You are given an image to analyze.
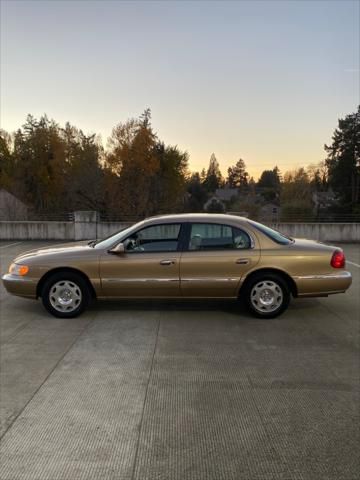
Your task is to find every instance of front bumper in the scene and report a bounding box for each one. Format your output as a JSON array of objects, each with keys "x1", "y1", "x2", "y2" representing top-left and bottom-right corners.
[
  {"x1": 294, "y1": 271, "x2": 352, "y2": 297},
  {"x1": 2, "y1": 274, "x2": 37, "y2": 299}
]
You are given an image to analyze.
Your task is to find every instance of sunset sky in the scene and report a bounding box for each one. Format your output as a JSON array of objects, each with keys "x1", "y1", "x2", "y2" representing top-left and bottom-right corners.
[{"x1": 1, "y1": 0, "x2": 359, "y2": 179}]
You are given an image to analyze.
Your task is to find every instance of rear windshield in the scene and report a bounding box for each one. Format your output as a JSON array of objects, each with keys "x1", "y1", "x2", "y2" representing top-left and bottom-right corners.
[{"x1": 247, "y1": 220, "x2": 293, "y2": 245}]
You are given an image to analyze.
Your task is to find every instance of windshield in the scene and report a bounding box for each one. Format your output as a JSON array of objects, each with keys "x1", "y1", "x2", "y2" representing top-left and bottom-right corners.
[
  {"x1": 247, "y1": 219, "x2": 293, "y2": 245},
  {"x1": 93, "y1": 221, "x2": 145, "y2": 250}
]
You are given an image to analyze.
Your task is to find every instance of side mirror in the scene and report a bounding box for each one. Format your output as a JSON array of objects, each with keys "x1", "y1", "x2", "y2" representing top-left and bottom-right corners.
[{"x1": 109, "y1": 242, "x2": 125, "y2": 254}]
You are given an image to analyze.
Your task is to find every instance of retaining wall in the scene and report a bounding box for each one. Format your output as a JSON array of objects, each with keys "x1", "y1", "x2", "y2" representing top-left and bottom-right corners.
[
  {"x1": 0, "y1": 219, "x2": 359, "y2": 242},
  {"x1": 271, "y1": 223, "x2": 360, "y2": 243}
]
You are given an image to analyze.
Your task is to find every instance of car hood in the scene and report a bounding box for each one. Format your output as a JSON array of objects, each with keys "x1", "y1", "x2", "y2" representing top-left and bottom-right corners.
[{"x1": 15, "y1": 241, "x2": 95, "y2": 263}]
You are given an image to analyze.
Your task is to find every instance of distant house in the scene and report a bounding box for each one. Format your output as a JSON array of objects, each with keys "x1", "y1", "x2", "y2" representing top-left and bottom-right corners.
[
  {"x1": 204, "y1": 196, "x2": 226, "y2": 213},
  {"x1": 0, "y1": 189, "x2": 28, "y2": 220},
  {"x1": 312, "y1": 190, "x2": 336, "y2": 211},
  {"x1": 259, "y1": 203, "x2": 281, "y2": 222},
  {"x1": 215, "y1": 187, "x2": 239, "y2": 202}
]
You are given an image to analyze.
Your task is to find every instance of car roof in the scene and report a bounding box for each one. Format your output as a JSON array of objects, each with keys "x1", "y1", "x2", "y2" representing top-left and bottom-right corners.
[{"x1": 143, "y1": 213, "x2": 249, "y2": 225}]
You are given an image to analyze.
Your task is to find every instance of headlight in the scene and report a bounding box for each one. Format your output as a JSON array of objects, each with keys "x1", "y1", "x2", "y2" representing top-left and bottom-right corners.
[{"x1": 9, "y1": 263, "x2": 29, "y2": 276}]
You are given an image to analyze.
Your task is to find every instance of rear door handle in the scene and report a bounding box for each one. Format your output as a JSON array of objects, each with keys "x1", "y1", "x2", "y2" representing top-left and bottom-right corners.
[
  {"x1": 236, "y1": 258, "x2": 250, "y2": 265},
  {"x1": 160, "y1": 259, "x2": 175, "y2": 266}
]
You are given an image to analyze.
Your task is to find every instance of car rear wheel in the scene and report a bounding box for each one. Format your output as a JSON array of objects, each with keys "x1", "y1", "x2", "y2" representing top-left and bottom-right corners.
[
  {"x1": 244, "y1": 273, "x2": 290, "y2": 318},
  {"x1": 41, "y1": 272, "x2": 91, "y2": 318}
]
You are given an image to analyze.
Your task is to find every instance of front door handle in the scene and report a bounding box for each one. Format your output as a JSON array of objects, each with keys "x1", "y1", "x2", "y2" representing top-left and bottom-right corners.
[
  {"x1": 236, "y1": 258, "x2": 250, "y2": 265},
  {"x1": 160, "y1": 259, "x2": 175, "y2": 266}
]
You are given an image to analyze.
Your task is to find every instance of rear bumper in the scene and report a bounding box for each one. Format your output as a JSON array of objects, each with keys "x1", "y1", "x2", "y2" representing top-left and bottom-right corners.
[
  {"x1": 2, "y1": 274, "x2": 37, "y2": 299},
  {"x1": 294, "y1": 271, "x2": 352, "y2": 297}
]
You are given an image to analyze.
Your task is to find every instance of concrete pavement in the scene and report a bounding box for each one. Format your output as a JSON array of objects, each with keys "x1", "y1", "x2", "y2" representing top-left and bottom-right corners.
[{"x1": 0, "y1": 241, "x2": 359, "y2": 480}]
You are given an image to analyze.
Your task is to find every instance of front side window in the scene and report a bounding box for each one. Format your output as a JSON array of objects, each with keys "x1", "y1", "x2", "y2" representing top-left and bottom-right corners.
[
  {"x1": 124, "y1": 223, "x2": 181, "y2": 252},
  {"x1": 188, "y1": 223, "x2": 251, "y2": 251}
]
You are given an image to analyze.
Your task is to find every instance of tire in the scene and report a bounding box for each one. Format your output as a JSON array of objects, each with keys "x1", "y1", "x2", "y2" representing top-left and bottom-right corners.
[
  {"x1": 41, "y1": 271, "x2": 91, "y2": 318},
  {"x1": 243, "y1": 273, "x2": 290, "y2": 319}
]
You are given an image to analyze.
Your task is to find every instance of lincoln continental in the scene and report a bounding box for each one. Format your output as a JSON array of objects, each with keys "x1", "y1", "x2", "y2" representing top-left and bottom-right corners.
[{"x1": 2, "y1": 214, "x2": 352, "y2": 318}]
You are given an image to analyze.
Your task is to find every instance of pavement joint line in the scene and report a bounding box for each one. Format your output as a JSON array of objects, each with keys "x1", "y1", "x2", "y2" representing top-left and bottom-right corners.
[
  {"x1": 0, "y1": 316, "x2": 36, "y2": 344},
  {"x1": 246, "y1": 371, "x2": 293, "y2": 477},
  {"x1": 0, "y1": 313, "x2": 97, "y2": 442},
  {"x1": 0, "y1": 242, "x2": 24, "y2": 250},
  {"x1": 130, "y1": 313, "x2": 161, "y2": 480},
  {"x1": 316, "y1": 301, "x2": 360, "y2": 357},
  {"x1": 347, "y1": 261, "x2": 360, "y2": 268}
]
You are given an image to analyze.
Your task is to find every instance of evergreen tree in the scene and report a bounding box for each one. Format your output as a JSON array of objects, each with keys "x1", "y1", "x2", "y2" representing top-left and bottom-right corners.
[
  {"x1": 325, "y1": 106, "x2": 360, "y2": 208},
  {"x1": 257, "y1": 166, "x2": 281, "y2": 201},
  {"x1": 226, "y1": 158, "x2": 248, "y2": 189},
  {"x1": 186, "y1": 172, "x2": 208, "y2": 211},
  {"x1": 0, "y1": 130, "x2": 14, "y2": 189},
  {"x1": 150, "y1": 142, "x2": 189, "y2": 214},
  {"x1": 203, "y1": 153, "x2": 223, "y2": 192}
]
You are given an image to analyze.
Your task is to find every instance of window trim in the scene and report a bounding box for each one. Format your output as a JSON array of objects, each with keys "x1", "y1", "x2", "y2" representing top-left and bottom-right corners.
[{"x1": 183, "y1": 222, "x2": 254, "y2": 252}]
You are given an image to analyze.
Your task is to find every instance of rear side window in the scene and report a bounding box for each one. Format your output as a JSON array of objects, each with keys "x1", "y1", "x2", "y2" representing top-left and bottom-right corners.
[
  {"x1": 188, "y1": 223, "x2": 251, "y2": 251},
  {"x1": 247, "y1": 219, "x2": 293, "y2": 245}
]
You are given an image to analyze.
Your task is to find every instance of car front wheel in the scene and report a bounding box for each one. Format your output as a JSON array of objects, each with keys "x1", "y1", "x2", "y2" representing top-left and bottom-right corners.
[
  {"x1": 41, "y1": 272, "x2": 91, "y2": 318},
  {"x1": 244, "y1": 273, "x2": 290, "y2": 319}
]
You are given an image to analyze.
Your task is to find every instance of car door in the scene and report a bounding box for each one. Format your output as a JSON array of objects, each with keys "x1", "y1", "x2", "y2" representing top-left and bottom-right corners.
[
  {"x1": 99, "y1": 223, "x2": 183, "y2": 297},
  {"x1": 180, "y1": 222, "x2": 260, "y2": 297}
]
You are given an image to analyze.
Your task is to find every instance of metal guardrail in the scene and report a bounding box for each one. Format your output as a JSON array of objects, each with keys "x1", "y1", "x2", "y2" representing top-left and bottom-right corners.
[
  {"x1": 278, "y1": 215, "x2": 360, "y2": 223},
  {"x1": 1, "y1": 212, "x2": 360, "y2": 223},
  {"x1": 27, "y1": 212, "x2": 75, "y2": 221},
  {"x1": 0, "y1": 213, "x2": 74, "y2": 222},
  {"x1": 99, "y1": 215, "x2": 143, "y2": 223}
]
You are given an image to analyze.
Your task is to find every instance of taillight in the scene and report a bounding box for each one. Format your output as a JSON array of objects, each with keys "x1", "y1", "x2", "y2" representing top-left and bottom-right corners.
[{"x1": 331, "y1": 250, "x2": 345, "y2": 268}]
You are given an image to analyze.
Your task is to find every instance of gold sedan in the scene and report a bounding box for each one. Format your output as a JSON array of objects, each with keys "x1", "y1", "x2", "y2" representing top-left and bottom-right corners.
[{"x1": 2, "y1": 214, "x2": 352, "y2": 318}]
